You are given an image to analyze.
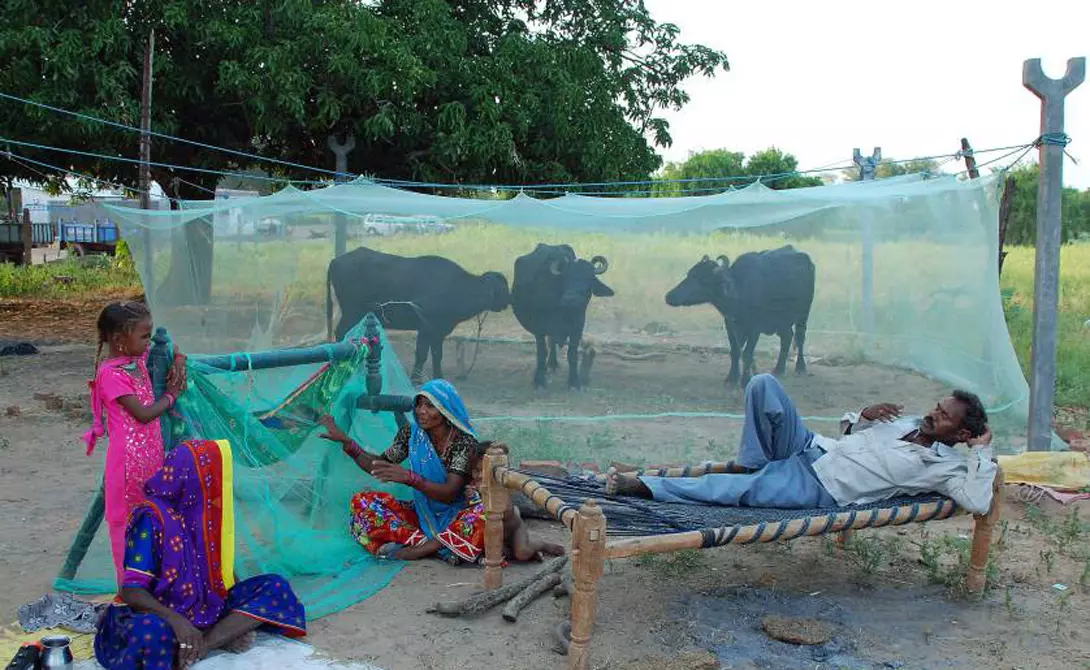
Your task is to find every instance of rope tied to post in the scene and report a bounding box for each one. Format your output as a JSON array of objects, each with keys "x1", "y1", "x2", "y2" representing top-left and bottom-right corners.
[{"x1": 1035, "y1": 132, "x2": 1078, "y2": 165}]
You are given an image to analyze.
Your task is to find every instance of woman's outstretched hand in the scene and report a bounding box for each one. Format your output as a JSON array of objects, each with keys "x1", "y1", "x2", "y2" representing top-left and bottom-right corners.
[
  {"x1": 318, "y1": 415, "x2": 349, "y2": 444},
  {"x1": 371, "y1": 461, "x2": 411, "y2": 485}
]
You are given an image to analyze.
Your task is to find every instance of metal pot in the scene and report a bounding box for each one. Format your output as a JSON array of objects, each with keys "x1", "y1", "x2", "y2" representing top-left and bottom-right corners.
[{"x1": 37, "y1": 636, "x2": 73, "y2": 670}]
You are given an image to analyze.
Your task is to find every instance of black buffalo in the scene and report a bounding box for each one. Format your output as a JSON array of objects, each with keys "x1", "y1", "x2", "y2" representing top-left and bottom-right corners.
[
  {"x1": 326, "y1": 246, "x2": 510, "y2": 383},
  {"x1": 665, "y1": 245, "x2": 815, "y2": 387},
  {"x1": 511, "y1": 243, "x2": 614, "y2": 389}
]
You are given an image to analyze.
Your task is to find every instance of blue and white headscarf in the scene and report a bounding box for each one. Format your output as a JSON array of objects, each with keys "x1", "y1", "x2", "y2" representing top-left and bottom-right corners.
[{"x1": 407, "y1": 379, "x2": 477, "y2": 539}]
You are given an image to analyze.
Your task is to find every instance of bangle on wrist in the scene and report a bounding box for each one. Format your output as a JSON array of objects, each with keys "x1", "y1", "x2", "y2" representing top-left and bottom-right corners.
[
  {"x1": 408, "y1": 472, "x2": 422, "y2": 487},
  {"x1": 162, "y1": 393, "x2": 176, "y2": 408}
]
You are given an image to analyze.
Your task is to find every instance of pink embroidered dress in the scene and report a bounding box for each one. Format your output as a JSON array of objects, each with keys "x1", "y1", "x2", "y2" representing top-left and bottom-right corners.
[{"x1": 83, "y1": 350, "x2": 166, "y2": 588}]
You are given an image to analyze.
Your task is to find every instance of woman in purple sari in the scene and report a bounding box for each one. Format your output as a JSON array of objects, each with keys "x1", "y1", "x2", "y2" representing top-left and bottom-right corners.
[{"x1": 94, "y1": 439, "x2": 306, "y2": 670}]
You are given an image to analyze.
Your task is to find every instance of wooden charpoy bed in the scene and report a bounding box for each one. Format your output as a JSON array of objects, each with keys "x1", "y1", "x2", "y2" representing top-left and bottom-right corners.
[{"x1": 478, "y1": 447, "x2": 1004, "y2": 670}]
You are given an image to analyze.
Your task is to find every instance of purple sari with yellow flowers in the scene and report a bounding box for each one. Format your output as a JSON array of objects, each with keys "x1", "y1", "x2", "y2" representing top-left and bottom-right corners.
[{"x1": 94, "y1": 439, "x2": 306, "y2": 670}]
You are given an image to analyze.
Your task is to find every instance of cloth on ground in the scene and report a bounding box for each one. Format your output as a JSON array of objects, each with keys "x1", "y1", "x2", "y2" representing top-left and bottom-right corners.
[
  {"x1": 75, "y1": 632, "x2": 385, "y2": 669},
  {"x1": 997, "y1": 451, "x2": 1090, "y2": 491},
  {"x1": 18, "y1": 592, "x2": 101, "y2": 634}
]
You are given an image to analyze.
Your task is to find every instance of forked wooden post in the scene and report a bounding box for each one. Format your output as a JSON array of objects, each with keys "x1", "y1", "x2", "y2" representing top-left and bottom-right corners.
[
  {"x1": 1022, "y1": 57, "x2": 1085, "y2": 451},
  {"x1": 568, "y1": 500, "x2": 607, "y2": 670},
  {"x1": 482, "y1": 445, "x2": 510, "y2": 591},
  {"x1": 966, "y1": 468, "x2": 1004, "y2": 595}
]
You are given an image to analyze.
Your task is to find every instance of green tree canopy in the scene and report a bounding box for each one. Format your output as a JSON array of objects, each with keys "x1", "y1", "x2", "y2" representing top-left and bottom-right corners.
[
  {"x1": 0, "y1": 0, "x2": 729, "y2": 198},
  {"x1": 652, "y1": 146, "x2": 822, "y2": 196},
  {"x1": 1000, "y1": 163, "x2": 1090, "y2": 245}
]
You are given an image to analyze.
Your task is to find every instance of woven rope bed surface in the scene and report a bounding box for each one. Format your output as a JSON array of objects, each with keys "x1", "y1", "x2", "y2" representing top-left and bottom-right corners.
[{"x1": 512, "y1": 470, "x2": 956, "y2": 538}]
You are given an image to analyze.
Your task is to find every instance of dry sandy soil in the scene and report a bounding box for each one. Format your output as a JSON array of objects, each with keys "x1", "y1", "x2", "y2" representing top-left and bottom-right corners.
[{"x1": 2, "y1": 305, "x2": 1090, "y2": 670}]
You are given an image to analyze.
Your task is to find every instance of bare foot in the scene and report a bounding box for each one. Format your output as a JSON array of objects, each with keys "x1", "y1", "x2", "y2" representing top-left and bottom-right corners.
[
  {"x1": 222, "y1": 630, "x2": 256, "y2": 654},
  {"x1": 605, "y1": 468, "x2": 652, "y2": 498},
  {"x1": 539, "y1": 541, "x2": 566, "y2": 557}
]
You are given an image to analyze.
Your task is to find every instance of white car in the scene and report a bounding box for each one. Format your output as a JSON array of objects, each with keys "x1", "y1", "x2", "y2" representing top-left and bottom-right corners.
[{"x1": 359, "y1": 214, "x2": 453, "y2": 237}]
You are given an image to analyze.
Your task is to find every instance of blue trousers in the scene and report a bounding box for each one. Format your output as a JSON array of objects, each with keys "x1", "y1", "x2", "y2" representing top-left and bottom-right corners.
[{"x1": 640, "y1": 374, "x2": 838, "y2": 508}]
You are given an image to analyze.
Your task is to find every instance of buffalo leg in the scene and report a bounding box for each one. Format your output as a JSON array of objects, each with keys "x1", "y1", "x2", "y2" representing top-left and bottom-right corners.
[
  {"x1": 547, "y1": 336, "x2": 560, "y2": 373},
  {"x1": 740, "y1": 331, "x2": 759, "y2": 388},
  {"x1": 773, "y1": 327, "x2": 793, "y2": 376},
  {"x1": 794, "y1": 322, "x2": 808, "y2": 375},
  {"x1": 724, "y1": 322, "x2": 741, "y2": 386},
  {"x1": 567, "y1": 333, "x2": 581, "y2": 389},
  {"x1": 430, "y1": 332, "x2": 448, "y2": 380},
  {"x1": 533, "y1": 335, "x2": 548, "y2": 388},
  {"x1": 411, "y1": 331, "x2": 430, "y2": 385}
]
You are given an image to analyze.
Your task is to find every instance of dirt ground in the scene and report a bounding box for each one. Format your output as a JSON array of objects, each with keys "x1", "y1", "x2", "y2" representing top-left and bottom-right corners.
[{"x1": 3, "y1": 309, "x2": 1090, "y2": 669}]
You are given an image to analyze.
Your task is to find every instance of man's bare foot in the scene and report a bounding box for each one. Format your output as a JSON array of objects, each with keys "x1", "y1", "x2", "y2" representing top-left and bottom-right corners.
[
  {"x1": 222, "y1": 630, "x2": 256, "y2": 654},
  {"x1": 604, "y1": 468, "x2": 653, "y2": 498}
]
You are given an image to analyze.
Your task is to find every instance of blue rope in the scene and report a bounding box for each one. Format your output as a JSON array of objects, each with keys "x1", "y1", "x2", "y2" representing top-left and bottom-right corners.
[
  {"x1": 1037, "y1": 133, "x2": 1072, "y2": 147},
  {"x1": 0, "y1": 90, "x2": 348, "y2": 179},
  {"x1": 0, "y1": 136, "x2": 329, "y2": 187}
]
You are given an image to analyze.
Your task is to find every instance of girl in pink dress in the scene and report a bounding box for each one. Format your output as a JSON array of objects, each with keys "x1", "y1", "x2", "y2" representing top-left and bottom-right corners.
[{"x1": 83, "y1": 301, "x2": 187, "y2": 589}]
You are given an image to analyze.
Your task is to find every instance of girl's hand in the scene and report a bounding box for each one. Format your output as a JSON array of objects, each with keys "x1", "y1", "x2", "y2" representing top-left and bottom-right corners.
[
  {"x1": 318, "y1": 415, "x2": 350, "y2": 444},
  {"x1": 166, "y1": 374, "x2": 187, "y2": 398},
  {"x1": 166, "y1": 613, "x2": 205, "y2": 668},
  {"x1": 166, "y1": 355, "x2": 187, "y2": 391},
  {"x1": 371, "y1": 461, "x2": 411, "y2": 484}
]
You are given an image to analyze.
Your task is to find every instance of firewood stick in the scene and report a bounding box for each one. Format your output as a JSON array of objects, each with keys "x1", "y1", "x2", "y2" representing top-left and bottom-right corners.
[
  {"x1": 502, "y1": 572, "x2": 562, "y2": 623},
  {"x1": 428, "y1": 555, "x2": 568, "y2": 618},
  {"x1": 553, "y1": 572, "x2": 574, "y2": 598}
]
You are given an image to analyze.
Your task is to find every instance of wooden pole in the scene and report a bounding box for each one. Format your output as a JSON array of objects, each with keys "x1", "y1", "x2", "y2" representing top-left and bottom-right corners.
[
  {"x1": 997, "y1": 175, "x2": 1015, "y2": 276},
  {"x1": 966, "y1": 468, "x2": 1004, "y2": 595},
  {"x1": 960, "y1": 138, "x2": 979, "y2": 178},
  {"x1": 567, "y1": 499, "x2": 606, "y2": 670},
  {"x1": 19, "y1": 207, "x2": 31, "y2": 266},
  {"x1": 491, "y1": 465, "x2": 580, "y2": 529},
  {"x1": 139, "y1": 30, "x2": 156, "y2": 293},
  {"x1": 482, "y1": 445, "x2": 510, "y2": 591},
  {"x1": 853, "y1": 147, "x2": 881, "y2": 337},
  {"x1": 1022, "y1": 57, "x2": 1085, "y2": 452}
]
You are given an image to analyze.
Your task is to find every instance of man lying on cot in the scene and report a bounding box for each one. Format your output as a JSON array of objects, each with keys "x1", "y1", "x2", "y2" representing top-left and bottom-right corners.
[{"x1": 606, "y1": 374, "x2": 997, "y2": 515}]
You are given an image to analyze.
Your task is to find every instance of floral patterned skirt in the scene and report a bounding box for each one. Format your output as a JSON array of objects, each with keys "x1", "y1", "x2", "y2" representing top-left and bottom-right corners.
[{"x1": 350, "y1": 488, "x2": 486, "y2": 564}]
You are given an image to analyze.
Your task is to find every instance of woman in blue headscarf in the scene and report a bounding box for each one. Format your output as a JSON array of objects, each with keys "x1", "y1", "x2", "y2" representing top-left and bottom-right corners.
[{"x1": 319, "y1": 379, "x2": 485, "y2": 564}]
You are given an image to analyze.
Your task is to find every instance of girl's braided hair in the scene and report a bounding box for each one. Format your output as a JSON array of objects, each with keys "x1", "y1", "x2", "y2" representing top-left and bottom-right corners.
[{"x1": 93, "y1": 300, "x2": 151, "y2": 375}]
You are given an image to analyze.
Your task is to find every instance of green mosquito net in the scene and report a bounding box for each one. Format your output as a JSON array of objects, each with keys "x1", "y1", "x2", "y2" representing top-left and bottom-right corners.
[
  {"x1": 54, "y1": 316, "x2": 416, "y2": 619},
  {"x1": 56, "y1": 171, "x2": 1054, "y2": 617}
]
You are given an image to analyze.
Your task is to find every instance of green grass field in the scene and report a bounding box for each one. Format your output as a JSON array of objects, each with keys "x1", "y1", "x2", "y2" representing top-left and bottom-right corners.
[{"x1": 2, "y1": 234, "x2": 1088, "y2": 409}]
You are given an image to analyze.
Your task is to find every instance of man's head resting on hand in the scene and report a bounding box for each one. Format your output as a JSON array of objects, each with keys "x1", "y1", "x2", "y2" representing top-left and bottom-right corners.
[{"x1": 919, "y1": 390, "x2": 988, "y2": 445}]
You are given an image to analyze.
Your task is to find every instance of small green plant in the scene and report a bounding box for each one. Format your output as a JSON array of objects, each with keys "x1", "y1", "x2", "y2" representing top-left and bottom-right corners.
[
  {"x1": 1038, "y1": 549, "x2": 1055, "y2": 575},
  {"x1": 916, "y1": 532, "x2": 988, "y2": 593},
  {"x1": 841, "y1": 535, "x2": 898, "y2": 575},
  {"x1": 0, "y1": 436, "x2": 10, "y2": 451},
  {"x1": 634, "y1": 549, "x2": 706, "y2": 579}
]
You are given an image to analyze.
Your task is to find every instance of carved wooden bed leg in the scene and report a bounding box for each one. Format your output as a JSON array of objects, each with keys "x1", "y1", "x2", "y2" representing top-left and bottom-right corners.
[
  {"x1": 482, "y1": 444, "x2": 510, "y2": 591},
  {"x1": 568, "y1": 500, "x2": 606, "y2": 670},
  {"x1": 966, "y1": 468, "x2": 1004, "y2": 596}
]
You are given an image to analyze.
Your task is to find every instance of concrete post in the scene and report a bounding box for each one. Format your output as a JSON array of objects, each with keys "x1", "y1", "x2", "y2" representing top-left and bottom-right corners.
[
  {"x1": 327, "y1": 134, "x2": 356, "y2": 258},
  {"x1": 854, "y1": 147, "x2": 881, "y2": 335},
  {"x1": 1022, "y1": 57, "x2": 1085, "y2": 451}
]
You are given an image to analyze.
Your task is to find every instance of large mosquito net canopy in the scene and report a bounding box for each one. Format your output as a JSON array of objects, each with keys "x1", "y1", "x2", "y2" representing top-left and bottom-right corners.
[{"x1": 103, "y1": 171, "x2": 1047, "y2": 474}]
